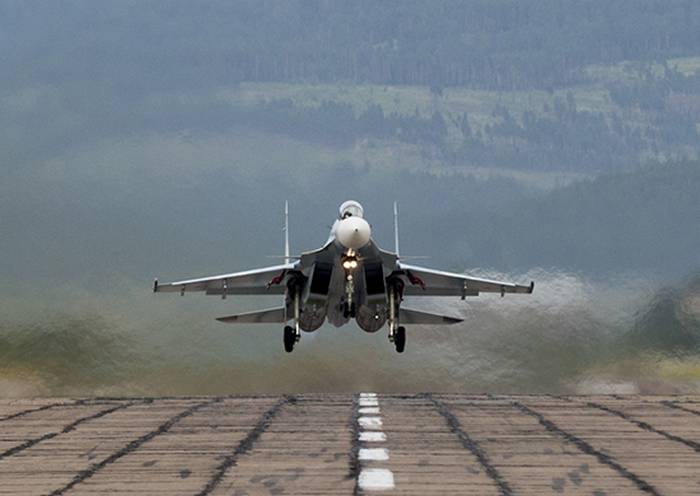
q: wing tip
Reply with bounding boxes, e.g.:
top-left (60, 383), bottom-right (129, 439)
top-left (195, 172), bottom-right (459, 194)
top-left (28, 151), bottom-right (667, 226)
top-left (216, 315), bottom-right (242, 323)
top-left (153, 278), bottom-right (159, 293)
top-left (529, 281), bottom-right (535, 293)
top-left (444, 316), bottom-right (464, 324)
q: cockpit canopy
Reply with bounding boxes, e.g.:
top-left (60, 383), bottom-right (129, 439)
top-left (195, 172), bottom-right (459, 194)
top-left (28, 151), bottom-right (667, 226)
top-left (339, 200), bottom-right (364, 219)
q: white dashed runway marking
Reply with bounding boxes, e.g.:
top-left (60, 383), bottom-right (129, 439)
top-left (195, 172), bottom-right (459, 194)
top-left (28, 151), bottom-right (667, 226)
top-left (359, 431), bottom-right (386, 442)
top-left (359, 407), bottom-right (380, 414)
top-left (357, 392), bottom-right (395, 491)
top-left (359, 416), bottom-right (383, 429)
top-left (359, 468), bottom-right (395, 491)
top-left (359, 448), bottom-right (389, 461)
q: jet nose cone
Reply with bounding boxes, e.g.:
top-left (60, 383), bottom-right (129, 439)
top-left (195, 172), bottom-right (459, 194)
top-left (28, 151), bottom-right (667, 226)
top-left (337, 216), bottom-right (371, 249)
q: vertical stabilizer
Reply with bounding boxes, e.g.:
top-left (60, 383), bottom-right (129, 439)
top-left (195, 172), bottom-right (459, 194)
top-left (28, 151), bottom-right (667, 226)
top-left (393, 201), bottom-right (400, 257)
top-left (284, 201), bottom-right (290, 264)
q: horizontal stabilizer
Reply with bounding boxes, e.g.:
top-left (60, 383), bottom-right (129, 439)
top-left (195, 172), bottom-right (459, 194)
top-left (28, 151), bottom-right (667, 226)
top-left (399, 307), bottom-right (463, 325)
top-left (216, 307), bottom-right (287, 324)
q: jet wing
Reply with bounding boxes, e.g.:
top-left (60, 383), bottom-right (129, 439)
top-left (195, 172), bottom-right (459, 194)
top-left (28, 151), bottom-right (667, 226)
top-left (154, 262), bottom-right (297, 296)
top-left (397, 263), bottom-right (534, 297)
top-left (216, 307), bottom-right (287, 324)
top-left (399, 307), bottom-right (463, 324)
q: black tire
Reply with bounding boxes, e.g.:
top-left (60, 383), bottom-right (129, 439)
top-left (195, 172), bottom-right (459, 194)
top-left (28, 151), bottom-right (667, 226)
top-left (395, 326), bottom-right (406, 353)
top-left (283, 325), bottom-right (295, 353)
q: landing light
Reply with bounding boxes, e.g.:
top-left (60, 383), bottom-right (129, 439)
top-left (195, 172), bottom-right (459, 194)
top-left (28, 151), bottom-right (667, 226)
top-left (342, 259), bottom-right (359, 270)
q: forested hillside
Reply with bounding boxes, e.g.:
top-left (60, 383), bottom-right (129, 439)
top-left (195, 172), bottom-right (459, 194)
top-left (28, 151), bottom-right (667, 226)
top-left (4, 0), bottom-right (700, 90)
top-left (2, 1), bottom-right (700, 173)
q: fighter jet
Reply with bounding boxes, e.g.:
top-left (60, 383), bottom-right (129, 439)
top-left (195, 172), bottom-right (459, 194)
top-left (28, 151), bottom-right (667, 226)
top-left (154, 200), bottom-right (534, 353)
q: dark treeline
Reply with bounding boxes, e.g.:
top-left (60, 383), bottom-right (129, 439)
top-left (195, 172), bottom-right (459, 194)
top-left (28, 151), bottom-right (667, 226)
top-left (223, 100), bottom-right (448, 148)
top-left (3, 0), bottom-right (700, 91)
top-left (456, 82), bottom-right (700, 170)
top-left (3, 84), bottom-right (697, 173)
top-left (200, 93), bottom-right (698, 170)
top-left (608, 65), bottom-right (700, 110)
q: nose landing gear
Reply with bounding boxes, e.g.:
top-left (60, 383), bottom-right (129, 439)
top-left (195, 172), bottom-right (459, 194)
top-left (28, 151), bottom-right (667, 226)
top-left (342, 301), bottom-right (356, 319)
top-left (387, 285), bottom-right (406, 353)
top-left (342, 267), bottom-right (356, 320)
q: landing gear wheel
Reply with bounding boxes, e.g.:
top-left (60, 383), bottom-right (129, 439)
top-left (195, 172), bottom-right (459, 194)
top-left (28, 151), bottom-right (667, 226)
top-left (349, 303), bottom-right (356, 319)
top-left (283, 325), bottom-right (295, 353)
top-left (394, 326), bottom-right (406, 353)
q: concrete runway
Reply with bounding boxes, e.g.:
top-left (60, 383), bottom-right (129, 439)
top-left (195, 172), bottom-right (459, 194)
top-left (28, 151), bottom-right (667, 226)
top-left (1, 394), bottom-right (700, 495)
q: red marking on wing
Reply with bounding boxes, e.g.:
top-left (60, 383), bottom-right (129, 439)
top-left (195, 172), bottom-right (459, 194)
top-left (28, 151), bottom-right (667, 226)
top-left (266, 270), bottom-right (286, 289)
top-left (406, 271), bottom-right (426, 290)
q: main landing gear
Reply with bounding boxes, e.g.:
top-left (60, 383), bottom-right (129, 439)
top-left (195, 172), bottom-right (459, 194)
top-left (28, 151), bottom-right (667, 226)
top-left (283, 285), bottom-right (302, 353)
top-left (393, 326), bottom-right (406, 353)
top-left (283, 325), bottom-right (298, 353)
top-left (387, 284), bottom-right (406, 353)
